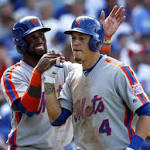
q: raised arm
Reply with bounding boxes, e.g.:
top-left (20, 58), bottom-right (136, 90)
top-left (100, 5), bottom-right (126, 54)
top-left (101, 5), bottom-right (126, 37)
top-left (44, 83), bottom-right (62, 123)
top-left (17, 53), bottom-right (63, 115)
top-left (43, 57), bottom-right (72, 124)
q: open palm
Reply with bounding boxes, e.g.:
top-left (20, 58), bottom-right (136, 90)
top-left (101, 5), bottom-right (126, 37)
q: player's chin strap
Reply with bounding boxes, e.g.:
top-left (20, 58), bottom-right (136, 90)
top-left (42, 57), bottom-right (63, 91)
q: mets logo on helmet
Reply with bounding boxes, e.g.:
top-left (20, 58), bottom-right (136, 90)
top-left (75, 19), bottom-right (81, 27)
top-left (31, 19), bottom-right (38, 26)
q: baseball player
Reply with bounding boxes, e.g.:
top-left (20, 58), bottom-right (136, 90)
top-left (43, 16), bottom-right (150, 150)
top-left (0, 16), bottom-right (73, 150)
top-left (0, 5), bottom-right (125, 150)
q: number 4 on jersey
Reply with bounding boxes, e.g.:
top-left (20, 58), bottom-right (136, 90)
top-left (99, 119), bottom-right (111, 136)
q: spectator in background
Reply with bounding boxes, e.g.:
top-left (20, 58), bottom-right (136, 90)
top-left (58, 0), bottom-right (86, 33)
top-left (10, 0), bottom-right (25, 11)
top-left (14, 0), bottom-right (39, 19)
top-left (51, 0), bottom-right (64, 12)
top-left (0, 0), bottom-right (21, 63)
top-left (0, 86), bottom-right (11, 150)
top-left (96, 0), bottom-right (133, 41)
top-left (0, 0), bottom-right (14, 39)
top-left (0, 41), bottom-right (13, 79)
top-left (131, 0), bottom-right (150, 39)
top-left (117, 33), bottom-right (144, 67)
top-left (124, 0), bottom-right (139, 24)
top-left (136, 34), bottom-right (150, 97)
top-left (50, 30), bottom-right (67, 52)
top-left (39, 0), bottom-right (60, 50)
top-left (96, 0), bottom-right (118, 21)
top-left (54, 0), bottom-right (75, 19)
top-left (85, 0), bottom-right (106, 17)
top-left (0, 15), bottom-right (21, 63)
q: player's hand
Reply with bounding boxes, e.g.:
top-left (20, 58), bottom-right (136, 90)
top-left (42, 57), bottom-right (63, 84)
top-left (100, 5), bottom-right (126, 37)
top-left (35, 52), bottom-right (65, 73)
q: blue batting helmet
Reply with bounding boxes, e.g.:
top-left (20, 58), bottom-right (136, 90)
top-left (64, 16), bottom-right (104, 52)
top-left (12, 16), bottom-right (51, 53)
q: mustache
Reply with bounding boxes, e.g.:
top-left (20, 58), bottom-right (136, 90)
top-left (26, 49), bottom-right (47, 60)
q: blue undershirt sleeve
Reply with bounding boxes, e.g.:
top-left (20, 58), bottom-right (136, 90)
top-left (52, 108), bottom-right (72, 126)
top-left (136, 102), bottom-right (150, 116)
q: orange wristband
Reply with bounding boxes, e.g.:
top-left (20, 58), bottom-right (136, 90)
top-left (104, 36), bottom-right (112, 40)
top-left (103, 36), bottom-right (112, 45)
top-left (100, 44), bottom-right (111, 53)
top-left (21, 90), bottom-right (41, 112)
top-left (30, 69), bottom-right (41, 87)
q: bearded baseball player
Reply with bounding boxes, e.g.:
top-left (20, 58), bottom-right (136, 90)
top-left (0, 16), bottom-right (74, 150)
top-left (0, 5), bottom-right (126, 150)
top-left (43, 16), bottom-right (150, 150)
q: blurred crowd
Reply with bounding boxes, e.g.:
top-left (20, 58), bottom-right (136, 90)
top-left (0, 0), bottom-right (150, 149)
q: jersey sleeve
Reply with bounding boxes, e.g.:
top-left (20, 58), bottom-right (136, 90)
top-left (58, 72), bottom-right (73, 113)
top-left (115, 65), bottom-right (150, 112)
top-left (1, 67), bottom-right (28, 109)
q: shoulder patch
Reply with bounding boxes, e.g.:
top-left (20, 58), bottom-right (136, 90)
top-left (129, 83), bottom-right (144, 96)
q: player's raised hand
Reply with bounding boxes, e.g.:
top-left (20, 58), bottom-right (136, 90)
top-left (100, 5), bottom-right (126, 37)
top-left (35, 52), bottom-right (65, 73)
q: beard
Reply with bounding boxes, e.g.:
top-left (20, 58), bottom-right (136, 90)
top-left (26, 49), bottom-right (46, 61)
top-left (74, 57), bottom-right (82, 64)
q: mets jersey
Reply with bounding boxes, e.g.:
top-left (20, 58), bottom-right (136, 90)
top-left (59, 55), bottom-right (150, 150)
top-left (0, 60), bottom-right (77, 150)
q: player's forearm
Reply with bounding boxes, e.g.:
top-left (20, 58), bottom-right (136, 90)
top-left (135, 116), bottom-right (150, 139)
top-left (27, 69), bottom-right (42, 98)
top-left (44, 83), bottom-right (62, 123)
top-left (21, 69), bottom-right (42, 112)
top-left (126, 116), bottom-right (150, 150)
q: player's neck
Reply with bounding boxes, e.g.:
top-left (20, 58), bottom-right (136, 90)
top-left (82, 53), bottom-right (100, 70)
top-left (23, 54), bottom-right (39, 68)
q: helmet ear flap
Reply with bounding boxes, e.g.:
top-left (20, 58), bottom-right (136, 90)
top-left (89, 37), bottom-right (101, 52)
top-left (12, 27), bottom-right (27, 53)
top-left (89, 35), bottom-right (104, 52)
top-left (15, 38), bottom-right (27, 54)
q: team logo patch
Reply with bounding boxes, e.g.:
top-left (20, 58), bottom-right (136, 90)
top-left (31, 19), bottom-right (37, 26)
top-left (75, 19), bottom-right (81, 27)
top-left (129, 83), bottom-right (144, 96)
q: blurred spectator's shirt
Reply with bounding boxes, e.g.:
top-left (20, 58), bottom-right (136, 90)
top-left (1, 34), bottom-right (21, 63)
top-left (54, 6), bottom-right (70, 19)
top-left (0, 64), bottom-right (6, 79)
top-left (132, 6), bottom-right (150, 35)
top-left (0, 101), bottom-right (11, 142)
top-left (137, 64), bottom-right (150, 97)
top-left (14, 7), bottom-right (39, 19)
top-left (42, 18), bottom-right (59, 50)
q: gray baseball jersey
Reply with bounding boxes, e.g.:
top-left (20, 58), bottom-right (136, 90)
top-left (59, 55), bottom-right (150, 150)
top-left (1, 60), bottom-right (77, 150)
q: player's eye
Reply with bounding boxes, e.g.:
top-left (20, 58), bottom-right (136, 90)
top-left (79, 37), bottom-right (84, 41)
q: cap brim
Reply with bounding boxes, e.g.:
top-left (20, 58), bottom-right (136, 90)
top-left (23, 26), bottom-right (51, 37)
top-left (64, 28), bottom-right (93, 36)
